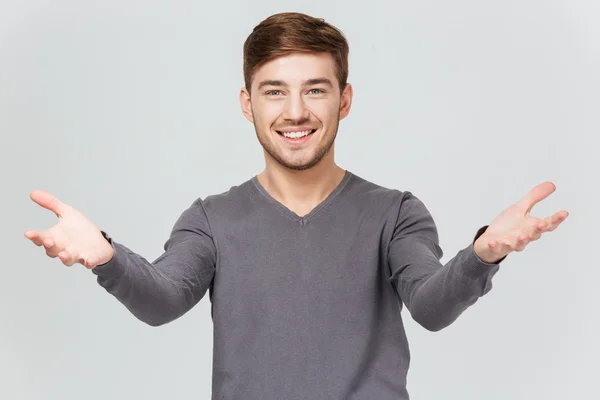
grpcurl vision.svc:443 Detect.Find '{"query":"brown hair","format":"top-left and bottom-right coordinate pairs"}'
top-left (243, 12), bottom-right (349, 94)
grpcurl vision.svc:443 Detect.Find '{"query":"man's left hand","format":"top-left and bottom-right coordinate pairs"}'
top-left (474, 182), bottom-right (569, 264)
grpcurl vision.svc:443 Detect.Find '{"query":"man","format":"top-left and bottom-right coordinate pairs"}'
top-left (24, 12), bottom-right (568, 400)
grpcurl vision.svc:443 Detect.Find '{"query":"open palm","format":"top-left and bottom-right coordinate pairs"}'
top-left (24, 190), bottom-right (114, 268)
top-left (474, 181), bottom-right (569, 263)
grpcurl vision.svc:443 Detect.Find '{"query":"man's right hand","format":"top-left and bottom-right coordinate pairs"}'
top-left (24, 190), bottom-right (115, 269)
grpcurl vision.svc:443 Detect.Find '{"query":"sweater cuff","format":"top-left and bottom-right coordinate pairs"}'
top-left (457, 242), bottom-right (500, 280)
top-left (456, 225), bottom-right (505, 279)
top-left (91, 236), bottom-right (127, 280)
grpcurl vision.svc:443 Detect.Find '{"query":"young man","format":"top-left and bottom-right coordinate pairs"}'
top-left (24, 12), bottom-right (568, 400)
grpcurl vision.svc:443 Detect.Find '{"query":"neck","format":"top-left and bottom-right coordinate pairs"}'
top-left (257, 152), bottom-right (346, 216)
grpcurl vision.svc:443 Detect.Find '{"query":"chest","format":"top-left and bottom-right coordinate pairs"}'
top-left (211, 213), bottom-right (392, 312)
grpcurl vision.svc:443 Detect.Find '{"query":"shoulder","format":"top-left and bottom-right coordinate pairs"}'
top-left (186, 177), bottom-right (260, 223)
top-left (346, 171), bottom-right (436, 228)
top-left (345, 171), bottom-right (412, 211)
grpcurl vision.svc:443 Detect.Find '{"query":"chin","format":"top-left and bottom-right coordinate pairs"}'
top-left (284, 163), bottom-right (316, 171)
top-left (279, 155), bottom-right (324, 171)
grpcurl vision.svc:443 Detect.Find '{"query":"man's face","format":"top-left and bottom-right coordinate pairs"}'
top-left (240, 52), bottom-right (352, 171)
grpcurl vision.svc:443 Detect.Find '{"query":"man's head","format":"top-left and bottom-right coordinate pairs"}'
top-left (239, 12), bottom-right (353, 171)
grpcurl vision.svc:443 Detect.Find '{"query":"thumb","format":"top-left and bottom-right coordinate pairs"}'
top-left (516, 181), bottom-right (556, 214)
top-left (30, 189), bottom-right (67, 218)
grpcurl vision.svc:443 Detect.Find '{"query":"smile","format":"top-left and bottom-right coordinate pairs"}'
top-left (276, 129), bottom-right (317, 139)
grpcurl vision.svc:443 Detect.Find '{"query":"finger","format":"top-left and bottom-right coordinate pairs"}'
top-left (24, 230), bottom-right (48, 247)
top-left (84, 255), bottom-right (100, 269)
top-left (494, 236), bottom-right (514, 253)
top-left (543, 210), bottom-right (569, 232)
top-left (29, 190), bottom-right (67, 218)
top-left (46, 248), bottom-right (59, 258)
top-left (43, 239), bottom-right (63, 258)
top-left (58, 249), bottom-right (77, 267)
top-left (513, 233), bottom-right (529, 252)
top-left (24, 230), bottom-right (42, 246)
top-left (507, 223), bottom-right (541, 249)
top-left (517, 182), bottom-right (556, 214)
top-left (498, 232), bottom-right (525, 252)
top-left (79, 253), bottom-right (98, 269)
top-left (486, 239), bottom-right (509, 260)
top-left (535, 219), bottom-right (549, 231)
top-left (526, 220), bottom-right (546, 240)
top-left (529, 225), bottom-right (543, 241)
top-left (42, 237), bottom-right (55, 248)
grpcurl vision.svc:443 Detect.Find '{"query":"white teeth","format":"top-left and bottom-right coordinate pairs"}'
top-left (281, 130), bottom-right (313, 139)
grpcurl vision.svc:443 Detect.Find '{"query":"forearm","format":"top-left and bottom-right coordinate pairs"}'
top-left (92, 240), bottom-right (209, 326)
top-left (397, 241), bottom-right (500, 332)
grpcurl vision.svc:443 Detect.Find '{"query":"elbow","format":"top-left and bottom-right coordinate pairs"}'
top-left (137, 310), bottom-right (181, 327)
top-left (415, 317), bottom-right (447, 332)
top-left (406, 292), bottom-right (474, 332)
top-left (142, 296), bottom-right (195, 326)
top-left (411, 310), bottom-right (456, 332)
top-left (129, 298), bottom-right (189, 327)
top-left (145, 318), bottom-right (173, 327)
top-left (121, 284), bottom-right (203, 327)
top-left (131, 310), bottom-right (175, 327)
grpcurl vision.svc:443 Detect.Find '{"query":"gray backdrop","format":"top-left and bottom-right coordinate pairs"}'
top-left (2, 0), bottom-right (598, 399)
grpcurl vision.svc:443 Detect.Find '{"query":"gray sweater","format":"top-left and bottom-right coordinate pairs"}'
top-left (92, 170), bottom-right (504, 400)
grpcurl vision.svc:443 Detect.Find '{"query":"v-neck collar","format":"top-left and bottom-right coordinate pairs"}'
top-left (251, 170), bottom-right (353, 225)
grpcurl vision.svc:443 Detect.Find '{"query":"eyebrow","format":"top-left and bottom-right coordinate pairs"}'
top-left (257, 77), bottom-right (334, 90)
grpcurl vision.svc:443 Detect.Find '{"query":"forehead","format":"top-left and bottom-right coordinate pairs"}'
top-left (252, 52), bottom-right (336, 86)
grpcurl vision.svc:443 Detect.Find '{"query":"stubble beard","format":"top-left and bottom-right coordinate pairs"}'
top-left (253, 110), bottom-right (341, 171)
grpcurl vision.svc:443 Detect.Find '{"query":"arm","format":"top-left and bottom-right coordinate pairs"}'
top-left (92, 198), bottom-right (217, 327)
top-left (387, 192), bottom-right (504, 332)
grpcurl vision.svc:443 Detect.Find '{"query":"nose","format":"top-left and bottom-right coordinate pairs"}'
top-left (281, 92), bottom-right (310, 122)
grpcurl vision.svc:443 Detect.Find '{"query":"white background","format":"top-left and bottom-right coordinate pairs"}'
top-left (2, 0), bottom-right (598, 399)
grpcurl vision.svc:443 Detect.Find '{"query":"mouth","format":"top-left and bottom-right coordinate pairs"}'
top-left (275, 129), bottom-right (317, 144)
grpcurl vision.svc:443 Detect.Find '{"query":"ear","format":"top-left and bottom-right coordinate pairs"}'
top-left (339, 83), bottom-right (353, 121)
top-left (239, 87), bottom-right (254, 123)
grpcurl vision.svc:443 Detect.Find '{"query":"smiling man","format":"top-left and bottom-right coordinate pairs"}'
top-left (24, 11), bottom-right (568, 400)
top-left (243, 53), bottom-right (348, 172)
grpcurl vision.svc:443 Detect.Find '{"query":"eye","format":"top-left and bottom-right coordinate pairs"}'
top-left (265, 90), bottom-right (282, 96)
top-left (308, 88), bottom-right (325, 95)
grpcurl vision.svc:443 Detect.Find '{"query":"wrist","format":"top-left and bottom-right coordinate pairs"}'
top-left (95, 230), bottom-right (115, 267)
top-left (474, 235), bottom-right (506, 264)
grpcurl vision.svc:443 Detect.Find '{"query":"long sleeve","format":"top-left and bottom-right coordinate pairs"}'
top-left (387, 191), bottom-right (505, 332)
top-left (91, 197), bottom-right (217, 327)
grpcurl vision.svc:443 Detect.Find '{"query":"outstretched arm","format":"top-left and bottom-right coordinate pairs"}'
top-left (388, 183), bottom-right (568, 332)
top-left (25, 191), bottom-right (217, 326)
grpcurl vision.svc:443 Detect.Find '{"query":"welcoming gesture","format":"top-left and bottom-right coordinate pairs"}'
top-left (474, 181), bottom-right (569, 264)
top-left (24, 190), bottom-right (114, 269)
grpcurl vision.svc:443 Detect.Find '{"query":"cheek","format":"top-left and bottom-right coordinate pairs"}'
top-left (254, 103), bottom-right (283, 127)
top-left (309, 101), bottom-right (339, 121)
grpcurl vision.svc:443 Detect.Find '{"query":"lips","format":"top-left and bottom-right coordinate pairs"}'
top-left (275, 128), bottom-right (317, 144)
top-left (276, 129), bottom-right (317, 139)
